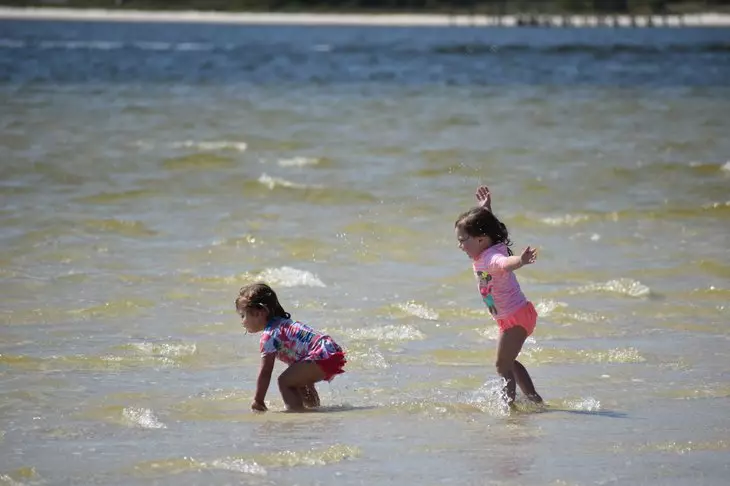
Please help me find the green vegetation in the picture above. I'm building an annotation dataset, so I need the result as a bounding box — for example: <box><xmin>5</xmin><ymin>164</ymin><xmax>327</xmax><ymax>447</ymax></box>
<box><xmin>2</xmin><ymin>0</ymin><xmax>729</xmax><ymax>13</ymax></box>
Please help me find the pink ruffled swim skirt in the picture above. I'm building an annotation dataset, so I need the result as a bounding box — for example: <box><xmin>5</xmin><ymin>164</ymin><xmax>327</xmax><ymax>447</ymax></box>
<box><xmin>496</xmin><ymin>301</ymin><xmax>537</xmax><ymax>336</ymax></box>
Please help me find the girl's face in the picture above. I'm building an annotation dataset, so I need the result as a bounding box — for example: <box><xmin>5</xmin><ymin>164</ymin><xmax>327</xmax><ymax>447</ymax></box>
<box><xmin>455</xmin><ymin>226</ymin><xmax>492</xmax><ymax>260</ymax></box>
<box><xmin>239</xmin><ymin>304</ymin><xmax>269</xmax><ymax>333</ymax></box>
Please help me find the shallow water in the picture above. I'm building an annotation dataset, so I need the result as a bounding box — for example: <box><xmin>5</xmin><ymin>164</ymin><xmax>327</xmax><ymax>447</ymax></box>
<box><xmin>1</xmin><ymin>19</ymin><xmax>729</xmax><ymax>485</ymax></box>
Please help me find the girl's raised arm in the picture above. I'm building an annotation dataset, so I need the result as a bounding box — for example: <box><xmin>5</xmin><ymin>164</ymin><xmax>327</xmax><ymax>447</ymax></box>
<box><xmin>476</xmin><ymin>185</ymin><xmax>492</xmax><ymax>212</ymax></box>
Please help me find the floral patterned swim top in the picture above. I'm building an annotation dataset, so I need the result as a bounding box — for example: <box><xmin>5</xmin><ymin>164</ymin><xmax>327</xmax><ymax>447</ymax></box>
<box><xmin>259</xmin><ymin>317</ymin><xmax>341</xmax><ymax>365</ymax></box>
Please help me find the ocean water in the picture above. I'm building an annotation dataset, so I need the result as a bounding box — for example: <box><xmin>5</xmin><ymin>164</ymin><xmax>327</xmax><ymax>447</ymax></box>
<box><xmin>1</xmin><ymin>18</ymin><xmax>729</xmax><ymax>485</ymax></box>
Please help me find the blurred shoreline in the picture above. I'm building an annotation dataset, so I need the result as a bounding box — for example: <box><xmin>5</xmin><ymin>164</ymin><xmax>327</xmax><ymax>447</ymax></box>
<box><xmin>1</xmin><ymin>6</ymin><xmax>729</xmax><ymax>27</ymax></box>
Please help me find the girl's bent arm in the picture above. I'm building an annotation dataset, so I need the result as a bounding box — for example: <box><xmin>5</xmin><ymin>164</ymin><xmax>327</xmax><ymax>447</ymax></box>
<box><xmin>254</xmin><ymin>353</ymin><xmax>276</xmax><ymax>405</ymax></box>
<box><xmin>499</xmin><ymin>255</ymin><xmax>526</xmax><ymax>272</ymax></box>
<box><xmin>499</xmin><ymin>246</ymin><xmax>538</xmax><ymax>272</ymax></box>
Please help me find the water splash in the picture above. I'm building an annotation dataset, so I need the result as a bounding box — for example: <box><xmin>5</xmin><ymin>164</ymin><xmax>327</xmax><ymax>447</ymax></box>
<box><xmin>125</xmin><ymin>342</ymin><xmax>197</xmax><ymax>358</ymax></box>
<box><xmin>100</xmin><ymin>354</ymin><xmax>177</xmax><ymax>369</ymax></box>
<box><xmin>534</xmin><ymin>300</ymin><xmax>607</xmax><ymax>326</ymax></box>
<box><xmin>194</xmin><ymin>388</ymin><xmax>250</xmax><ymax>401</ymax></box>
<box><xmin>540</xmin><ymin>214</ymin><xmax>591</xmax><ymax>226</ymax></box>
<box><xmin>396</xmin><ymin>301</ymin><xmax>439</xmax><ymax>321</ymax></box>
<box><xmin>206</xmin><ymin>458</ymin><xmax>267</xmax><ymax>475</ymax></box>
<box><xmin>122</xmin><ymin>407</ymin><xmax>167</xmax><ymax>429</ymax></box>
<box><xmin>570</xmin><ymin>278</ymin><xmax>650</xmax><ymax>297</ymax></box>
<box><xmin>0</xmin><ymin>467</ymin><xmax>40</xmax><ymax>486</ymax></box>
<box><xmin>702</xmin><ymin>200</ymin><xmax>730</xmax><ymax>211</ymax></box>
<box><xmin>556</xmin><ymin>311</ymin><xmax>607</xmax><ymax>325</ymax></box>
<box><xmin>134</xmin><ymin>445</ymin><xmax>360</xmax><ymax>477</ymax></box>
<box><xmin>589</xmin><ymin>347</ymin><xmax>645</xmax><ymax>363</ymax></box>
<box><xmin>342</xmin><ymin>324</ymin><xmax>425</xmax><ymax>342</ymax></box>
<box><xmin>256</xmin><ymin>266</ymin><xmax>325</xmax><ymax>288</ymax></box>
<box><xmin>563</xmin><ymin>397</ymin><xmax>601</xmax><ymax>411</ymax></box>
<box><xmin>344</xmin><ymin>347</ymin><xmax>390</xmax><ymax>369</ymax></box>
<box><xmin>210</xmin><ymin>234</ymin><xmax>258</xmax><ymax>248</ymax></box>
<box><xmin>278</xmin><ymin>156</ymin><xmax>321</xmax><ymax>167</ymax></box>
<box><xmin>535</xmin><ymin>299</ymin><xmax>568</xmax><ymax>315</ymax></box>
<box><xmin>523</xmin><ymin>346</ymin><xmax>644</xmax><ymax>365</ymax></box>
<box><xmin>257</xmin><ymin>173</ymin><xmax>309</xmax><ymax>190</ymax></box>
<box><xmin>516</xmin><ymin>337</ymin><xmax>541</xmax><ymax>359</ymax></box>
<box><xmin>462</xmin><ymin>379</ymin><xmax>512</xmax><ymax>417</ymax></box>
<box><xmin>258</xmin><ymin>445</ymin><xmax>360</xmax><ymax>467</ymax></box>
<box><xmin>478</xmin><ymin>325</ymin><xmax>501</xmax><ymax>340</ymax></box>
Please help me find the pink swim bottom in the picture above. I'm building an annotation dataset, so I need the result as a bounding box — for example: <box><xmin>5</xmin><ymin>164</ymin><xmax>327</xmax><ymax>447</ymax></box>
<box><xmin>312</xmin><ymin>352</ymin><xmax>346</xmax><ymax>382</ymax></box>
<box><xmin>496</xmin><ymin>302</ymin><xmax>538</xmax><ymax>336</ymax></box>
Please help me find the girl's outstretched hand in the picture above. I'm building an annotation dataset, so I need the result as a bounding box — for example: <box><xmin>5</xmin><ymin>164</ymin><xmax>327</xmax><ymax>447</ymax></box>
<box><xmin>520</xmin><ymin>246</ymin><xmax>538</xmax><ymax>266</ymax></box>
<box><xmin>475</xmin><ymin>185</ymin><xmax>492</xmax><ymax>212</ymax></box>
<box><xmin>251</xmin><ymin>400</ymin><xmax>268</xmax><ymax>412</ymax></box>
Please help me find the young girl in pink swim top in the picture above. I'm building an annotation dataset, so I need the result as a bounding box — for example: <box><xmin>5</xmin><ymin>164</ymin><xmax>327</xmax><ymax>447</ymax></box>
<box><xmin>455</xmin><ymin>185</ymin><xmax>543</xmax><ymax>406</ymax></box>
<box><xmin>235</xmin><ymin>282</ymin><xmax>346</xmax><ymax>412</ymax></box>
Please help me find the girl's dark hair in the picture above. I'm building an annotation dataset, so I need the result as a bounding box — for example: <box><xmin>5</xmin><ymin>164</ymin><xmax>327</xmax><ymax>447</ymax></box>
<box><xmin>235</xmin><ymin>282</ymin><xmax>291</xmax><ymax>319</ymax></box>
<box><xmin>455</xmin><ymin>207</ymin><xmax>513</xmax><ymax>255</ymax></box>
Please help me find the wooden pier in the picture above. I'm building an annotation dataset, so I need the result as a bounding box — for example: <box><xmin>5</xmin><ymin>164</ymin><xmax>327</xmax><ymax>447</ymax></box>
<box><xmin>447</xmin><ymin>12</ymin><xmax>687</xmax><ymax>27</ymax></box>
<box><xmin>445</xmin><ymin>1</ymin><xmax>699</xmax><ymax>28</ymax></box>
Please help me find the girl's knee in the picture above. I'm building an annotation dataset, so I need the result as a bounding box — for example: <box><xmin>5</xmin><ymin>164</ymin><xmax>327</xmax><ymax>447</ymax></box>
<box><xmin>278</xmin><ymin>372</ymin><xmax>293</xmax><ymax>389</ymax></box>
<box><xmin>495</xmin><ymin>358</ymin><xmax>513</xmax><ymax>376</ymax></box>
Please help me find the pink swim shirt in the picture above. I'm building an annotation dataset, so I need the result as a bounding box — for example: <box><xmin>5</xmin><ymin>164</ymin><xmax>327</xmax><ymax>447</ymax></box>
<box><xmin>472</xmin><ymin>243</ymin><xmax>528</xmax><ymax>320</ymax></box>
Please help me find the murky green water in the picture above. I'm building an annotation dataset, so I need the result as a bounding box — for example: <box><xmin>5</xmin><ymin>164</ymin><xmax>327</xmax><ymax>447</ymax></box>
<box><xmin>1</xmin><ymin>19</ymin><xmax>729</xmax><ymax>485</ymax></box>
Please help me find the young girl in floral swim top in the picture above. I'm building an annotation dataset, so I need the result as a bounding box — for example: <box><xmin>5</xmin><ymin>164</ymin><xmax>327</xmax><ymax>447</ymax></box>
<box><xmin>235</xmin><ymin>282</ymin><xmax>346</xmax><ymax>412</ymax></box>
<box><xmin>455</xmin><ymin>185</ymin><xmax>543</xmax><ymax>406</ymax></box>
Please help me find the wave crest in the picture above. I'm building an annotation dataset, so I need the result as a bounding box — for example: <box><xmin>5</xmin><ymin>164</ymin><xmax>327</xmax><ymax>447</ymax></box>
<box><xmin>570</xmin><ymin>278</ymin><xmax>650</xmax><ymax>297</ymax></box>
<box><xmin>256</xmin><ymin>266</ymin><xmax>326</xmax><ymax>288</ymax></box>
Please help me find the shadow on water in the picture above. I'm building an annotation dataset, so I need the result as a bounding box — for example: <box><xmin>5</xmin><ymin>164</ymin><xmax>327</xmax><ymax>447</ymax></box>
<box><xmin>526</xmin><ymin>405</ymin><xmax>628</xmax><ymax>419</ymax></box>
<box><xmin>548</xmin><ymin>408</ymin><xmax>628</xmax><ymax>418</ymax></box>
<box><xmin>315</xmin><ymin>404</ymin><xmax>379</xmax><ymax>413</ymax></box>
<box><xmin>275</xmin><ymin>404</ymin><xmax>379</xmax><ymax>414</ymax></box>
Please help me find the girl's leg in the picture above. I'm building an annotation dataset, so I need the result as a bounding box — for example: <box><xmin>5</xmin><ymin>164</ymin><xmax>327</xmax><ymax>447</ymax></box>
<box><xmin>299</xmin><ymin>384</ymin><xmax>321</xmax><ymax>408</ymax></box>
<box><xmin>495</xmin><ymin>326</ymin><xmax>529</xmax><ymax>405</ymax></box>
<box><xmin>278</xmin><ymin>362</ymin><xmax>326</xmax><ymax>411</ymax></box>
<box><xmin>513</xmin><ymin>360</ymin><xmax>543</xmax><ymax>403</ymax></box>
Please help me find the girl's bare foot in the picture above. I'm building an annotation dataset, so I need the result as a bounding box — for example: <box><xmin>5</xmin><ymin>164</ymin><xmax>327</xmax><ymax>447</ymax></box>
<box><xmin>526</xmin><ymin>393</ymin><xmax>543</xmax><ymax>404</ymax></box>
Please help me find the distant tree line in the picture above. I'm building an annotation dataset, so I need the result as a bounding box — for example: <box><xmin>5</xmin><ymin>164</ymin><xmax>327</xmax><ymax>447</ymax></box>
<box><xmin>6</xmin><ymin>0</ymin><xmax>730</xmax><ymax>13</ymax></box>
